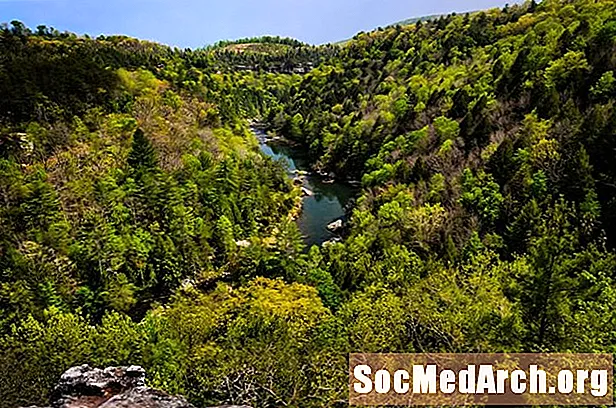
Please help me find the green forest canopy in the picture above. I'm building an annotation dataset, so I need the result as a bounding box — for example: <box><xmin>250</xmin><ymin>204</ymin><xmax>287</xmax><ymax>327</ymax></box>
<box><xmin>2</xmin><ymin>0</ymin><xmax>616</xmax><ymax>406</ymax></box>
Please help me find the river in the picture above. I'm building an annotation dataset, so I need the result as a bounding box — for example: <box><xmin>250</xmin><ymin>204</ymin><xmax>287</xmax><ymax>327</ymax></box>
<box><xmin>252</xmin><ymin>127</ymin><xmax>356</xmax><ymax>247</ymax></box>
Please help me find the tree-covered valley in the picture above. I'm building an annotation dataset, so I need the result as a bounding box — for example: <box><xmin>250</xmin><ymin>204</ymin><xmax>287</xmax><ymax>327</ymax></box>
<box><xmin>2</xmin><ymin>0</ymin><xmax>616</xmax><ymax>406</ymax></box>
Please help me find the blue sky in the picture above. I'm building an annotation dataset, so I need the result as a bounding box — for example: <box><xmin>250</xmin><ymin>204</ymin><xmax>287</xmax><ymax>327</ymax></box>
<box><xmin>1</xmin><ymin>0</ymin><xmax>515</xmax><ymax>49</ymax></box>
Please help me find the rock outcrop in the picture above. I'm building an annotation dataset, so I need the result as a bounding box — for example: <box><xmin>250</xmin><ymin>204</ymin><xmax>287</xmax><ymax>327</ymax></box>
<box><xmin>23</xmin><ymin>364</ymin><xmax>250</xmax><ymax>408</ymax></box>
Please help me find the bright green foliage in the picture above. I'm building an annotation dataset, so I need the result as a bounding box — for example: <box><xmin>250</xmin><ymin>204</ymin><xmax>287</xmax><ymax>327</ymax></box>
<box><xmin>3</xmin><ymin>0</ymin><xmax>616</xmax><ymax>406</ymax></box>
<box><xmin>433</xmin><ymin>116</ymin><xmax>460</xmax><ymax>141</ymax></box>
<box><xmin>1</xmin><ymin>279</ymin><xmax>346</xmax><ymax>407</ymax></box>
<box><xmin>460</xmin><ymin>168</ymin><xmax>504</xmax><ymax>225</ymax></box>
<box><xmin>0</xmin><ymin>309</ymin><xmax>94</xmax><ymax>406</ymax></box>
<box><xmin>591</xmin><ymin>70</ymin><xmax>615</xmax><ymax>98</ymax></box>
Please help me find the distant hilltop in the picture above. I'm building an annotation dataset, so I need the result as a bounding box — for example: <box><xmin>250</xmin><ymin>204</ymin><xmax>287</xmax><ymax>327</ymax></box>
<box><xmin>389</xmin><ymin>13</ymin><xmax>449</xmax><ymax>27</ymax></box>
<box><xmin>334</xmin><ymin>12</ymin><xmax>450</xmax><ymax>44</ymax></box>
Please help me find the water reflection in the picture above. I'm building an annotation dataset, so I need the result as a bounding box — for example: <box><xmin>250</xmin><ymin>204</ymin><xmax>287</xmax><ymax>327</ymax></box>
<box><xmin>254</xmin><ymin>128</ymin><xmax>355</xmax><ymax>247</ymax></box>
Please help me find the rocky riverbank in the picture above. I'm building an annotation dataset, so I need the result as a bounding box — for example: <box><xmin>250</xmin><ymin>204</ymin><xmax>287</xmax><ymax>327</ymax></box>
<box><xmin>252</xmin><ymin>125</ymin><xmax>356</xmax><ymax>247</ymax></box>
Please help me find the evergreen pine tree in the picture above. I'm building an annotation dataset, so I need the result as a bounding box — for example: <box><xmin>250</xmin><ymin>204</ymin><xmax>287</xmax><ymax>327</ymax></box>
<box><xmin>127</xmin><ymin>128</ymin><xmax>157</xmax><ymax>172</ymax></box>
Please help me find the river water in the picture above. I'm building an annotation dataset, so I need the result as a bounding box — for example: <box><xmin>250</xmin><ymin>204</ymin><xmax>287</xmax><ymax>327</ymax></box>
<box><xmin>253</xmin><ymin>127</ymin><xmax>356</xmax><ymax>247</ymax></box>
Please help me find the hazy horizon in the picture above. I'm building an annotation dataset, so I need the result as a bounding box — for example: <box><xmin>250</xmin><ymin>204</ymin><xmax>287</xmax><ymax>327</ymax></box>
<box><xmin>0</xmin><ymin>0</ymin><xmax>518</xmax><ymax>48</ymax></box>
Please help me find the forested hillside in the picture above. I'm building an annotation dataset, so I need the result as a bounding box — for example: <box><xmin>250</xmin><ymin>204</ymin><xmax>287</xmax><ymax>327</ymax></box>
<box><xmin>2</xmin><ymin>0</ymin><xmax>616</xmax><ymax>406</ymax></box>
<box><xmin>0</xmin><ymin>21</ymin><xmax>316</xmax><ymax>407</ymax></box>
<box><xmin>196</xmin><ymin>36</ymin><xmax>339</xmax><ymax>74</ymax></box>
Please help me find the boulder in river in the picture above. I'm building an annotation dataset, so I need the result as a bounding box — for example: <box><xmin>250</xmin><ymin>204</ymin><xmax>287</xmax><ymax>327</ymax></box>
<box><xmin>301</xmin><ymin>187</ymin><xmax>313</xmax><ymax>197</ymax></box>
<box><xmin>326</xmin><ymin>219</ymin><xmax>343</xmax><ymax>233</ymax></box>
<box><xmin>322</xmin><ymin>237</ymin><xmax>342</xmax><ymax>246</ymax></box>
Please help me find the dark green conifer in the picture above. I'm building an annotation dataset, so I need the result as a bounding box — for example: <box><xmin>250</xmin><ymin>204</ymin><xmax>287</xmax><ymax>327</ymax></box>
<box><xmin>127</xmin><ymin>128</ymin><xmax>157</xmax><ymax>172</ymax></box>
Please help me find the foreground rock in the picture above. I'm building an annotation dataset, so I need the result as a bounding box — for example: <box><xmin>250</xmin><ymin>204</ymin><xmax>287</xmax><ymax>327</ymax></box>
<box><xmin>23</xmin><ymin>364</ymin><xmax>250</xmax><ymax>408</ymax></box>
